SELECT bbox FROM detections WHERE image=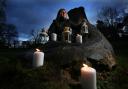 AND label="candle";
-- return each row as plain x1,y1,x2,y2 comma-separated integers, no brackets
51,33,57,41
76,34,82,44
80,64,97,89
33,49,44,67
